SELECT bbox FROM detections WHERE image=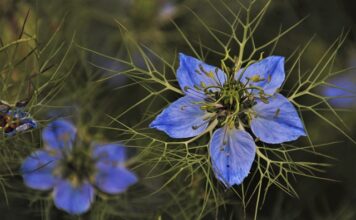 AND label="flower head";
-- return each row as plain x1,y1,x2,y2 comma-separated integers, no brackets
158,0,178,22
150,53,306,187
21,119,137,215
322,73,356,108
0,102,37,136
